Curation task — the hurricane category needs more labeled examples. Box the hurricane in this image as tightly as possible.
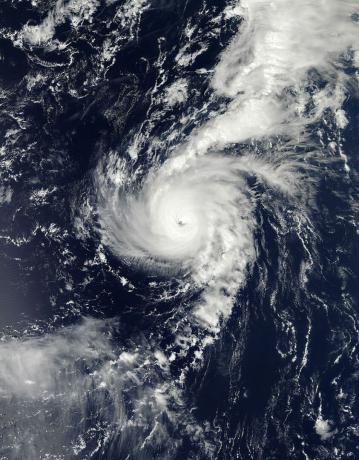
[0,0,358,459]
[97,151,308,331]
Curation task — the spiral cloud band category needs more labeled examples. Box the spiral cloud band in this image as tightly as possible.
[96,0,358,334]
[98,154,301,328]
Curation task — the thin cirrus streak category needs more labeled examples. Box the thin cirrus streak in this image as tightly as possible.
[211,0,359,143]
[97,0,358,330]
[174,0,358,162]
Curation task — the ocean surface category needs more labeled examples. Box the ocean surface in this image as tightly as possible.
[0,1,358,459]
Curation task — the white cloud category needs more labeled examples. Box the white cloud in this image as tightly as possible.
[315,416,336,441]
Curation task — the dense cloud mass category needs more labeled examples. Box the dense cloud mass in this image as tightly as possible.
[0,0,358,459]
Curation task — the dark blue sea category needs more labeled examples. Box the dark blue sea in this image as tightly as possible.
[0,1,358,459]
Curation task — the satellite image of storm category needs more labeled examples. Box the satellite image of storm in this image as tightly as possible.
[0,0,358,459]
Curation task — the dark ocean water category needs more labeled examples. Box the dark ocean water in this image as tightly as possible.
[0,1,358,459]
